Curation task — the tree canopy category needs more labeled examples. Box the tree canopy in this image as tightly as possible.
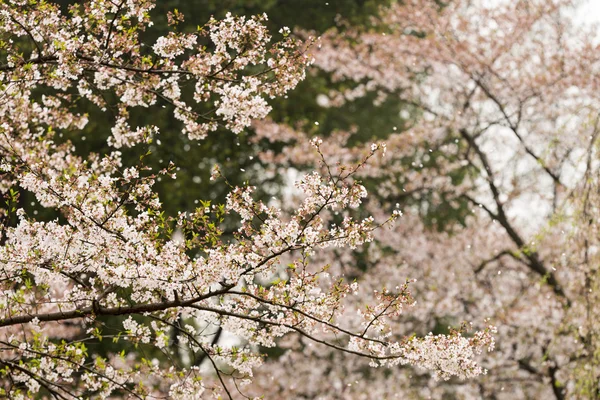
[1,0,599,399]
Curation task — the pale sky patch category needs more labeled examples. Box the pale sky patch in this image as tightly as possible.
[576,0,600,25]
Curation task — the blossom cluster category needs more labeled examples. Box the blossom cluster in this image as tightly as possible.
[0,1,312,144]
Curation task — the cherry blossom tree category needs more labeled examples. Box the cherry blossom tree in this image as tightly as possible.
[0,1,496,398]
[242,0,600,398]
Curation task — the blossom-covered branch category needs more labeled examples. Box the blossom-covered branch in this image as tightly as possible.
[0,1,498,397]
[0,0,312,141]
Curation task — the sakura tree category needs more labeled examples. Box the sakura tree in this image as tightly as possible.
[243,0,600,398]
[0,0,496,398]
